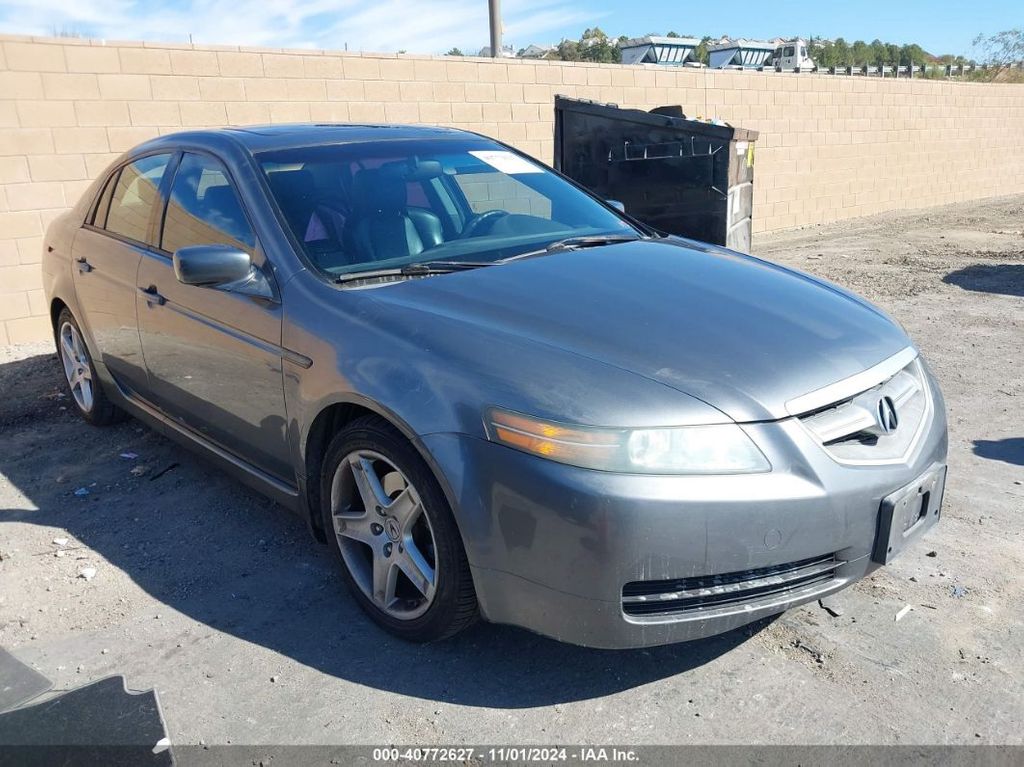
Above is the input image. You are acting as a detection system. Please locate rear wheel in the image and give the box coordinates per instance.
[56,308,124,426]
[320,415,477,641]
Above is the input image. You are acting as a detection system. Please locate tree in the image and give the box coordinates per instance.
[445,47,463,56]
[695,36,712,65]
[556,38,581,62]
[973,28,1024,80]
[666,31,680,38]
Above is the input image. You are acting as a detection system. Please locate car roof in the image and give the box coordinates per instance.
[133,123,482,157]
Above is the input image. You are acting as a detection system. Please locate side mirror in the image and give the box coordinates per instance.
[173,245,273,299]
[606,199,626,213]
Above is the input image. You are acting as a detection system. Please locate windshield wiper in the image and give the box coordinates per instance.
[499,234,644,263]
[334,260,494,284]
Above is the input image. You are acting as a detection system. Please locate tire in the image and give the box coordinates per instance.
[55,308,125,426]
[320,414,478,642]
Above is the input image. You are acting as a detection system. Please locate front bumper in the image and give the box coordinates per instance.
[422,377,948,649]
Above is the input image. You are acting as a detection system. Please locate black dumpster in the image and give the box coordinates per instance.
[553,96,759,252]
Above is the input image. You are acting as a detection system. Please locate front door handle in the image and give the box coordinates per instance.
[76,257,92,274]
[139,286,166,306]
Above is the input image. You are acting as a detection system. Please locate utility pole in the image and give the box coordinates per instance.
[488,0,501,57]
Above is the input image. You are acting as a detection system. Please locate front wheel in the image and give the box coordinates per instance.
[320,415,478,642]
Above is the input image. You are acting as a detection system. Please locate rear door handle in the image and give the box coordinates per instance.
[139,286,166,306]
[75,257,92,274]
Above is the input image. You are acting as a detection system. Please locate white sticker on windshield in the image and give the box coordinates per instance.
[469,150,543,175]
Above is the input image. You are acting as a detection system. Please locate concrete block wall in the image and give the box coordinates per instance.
[2,33,1024,345]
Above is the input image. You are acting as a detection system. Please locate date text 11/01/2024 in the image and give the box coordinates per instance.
[373,747,641,762]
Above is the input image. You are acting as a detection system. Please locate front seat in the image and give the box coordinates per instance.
[346,168,443,263]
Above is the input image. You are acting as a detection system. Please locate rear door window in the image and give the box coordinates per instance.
[161,152,256,255]
[103,154,172,244]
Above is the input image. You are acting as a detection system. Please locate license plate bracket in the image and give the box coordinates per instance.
[872,464,947,564]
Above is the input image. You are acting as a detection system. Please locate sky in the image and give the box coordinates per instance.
[0,0,1018,57]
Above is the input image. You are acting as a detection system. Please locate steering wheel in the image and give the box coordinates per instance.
[460,210,508,239]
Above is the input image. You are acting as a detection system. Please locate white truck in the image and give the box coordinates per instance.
[771,39,816,70]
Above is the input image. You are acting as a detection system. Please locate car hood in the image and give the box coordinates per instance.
[370,239,912,422]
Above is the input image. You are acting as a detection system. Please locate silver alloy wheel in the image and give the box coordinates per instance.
[330,450,438,620]
[59,321,94,413]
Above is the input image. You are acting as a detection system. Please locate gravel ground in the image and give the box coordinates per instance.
[0,196,1022,747]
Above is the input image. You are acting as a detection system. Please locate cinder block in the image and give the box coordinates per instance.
[150,75,201,101]
[464,82,495,102]
[199,78,246,101]
[4,42,66,72]
[0,128,54,156]
[419,102,452,123]
[16,235,44,263]
[308,102,350,122]
[226,102,271,125]
[0,156,31,184]
[399,81,434,102]
[217,52,264,78]
[507,64,536,84]
[27,154,87,181]
[170,49,219,76]
[302,55,345,79]
[179,101,228,126]
[6,314,51,343]
[0,290,29,321]
[433,81,465,102]
[64,46,120,74]
[378,59,415,81]
[119,48,172,75]
[268,102,310,122]
[74,100,130,127]
[107,126,160,152]
[0,262,44,292]
[348,102,386,122]
[451,102,483,122]
[41,73,100,100]
[26,288,47,316]
[343,58,381,80]
[262,54,305,78]
[128,101,180,127]
[16,100,77,127]
[384,101,419,123]
[445,61,479,82]
[4,181,65,211]
[97,74,152,100]
[0,71,46,100]
[326,79,366,102]
[413,59,446,82]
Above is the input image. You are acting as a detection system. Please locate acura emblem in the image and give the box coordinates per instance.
[876,396,899,434]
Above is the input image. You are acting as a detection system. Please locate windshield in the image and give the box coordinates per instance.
[256,138,638,277]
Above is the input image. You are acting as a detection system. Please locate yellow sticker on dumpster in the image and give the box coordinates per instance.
[746,144,755,168]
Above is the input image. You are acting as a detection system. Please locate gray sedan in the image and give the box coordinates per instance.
[42,124,947,648]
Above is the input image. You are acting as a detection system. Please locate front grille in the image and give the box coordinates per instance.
[799,358,930,464]
[621,553,841,617]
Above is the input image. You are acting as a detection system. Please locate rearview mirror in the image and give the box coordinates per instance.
[606,199,626,213]
[173,245,273,299]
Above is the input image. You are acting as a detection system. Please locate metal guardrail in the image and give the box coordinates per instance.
[731,62,1024,78]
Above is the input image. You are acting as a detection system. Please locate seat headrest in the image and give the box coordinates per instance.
[352,168,407,214]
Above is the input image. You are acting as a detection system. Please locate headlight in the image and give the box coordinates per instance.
[484,408,770,475]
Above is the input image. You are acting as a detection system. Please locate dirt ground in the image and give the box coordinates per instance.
[0,196,1022,747]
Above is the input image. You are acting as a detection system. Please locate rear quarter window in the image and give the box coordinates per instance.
[103,154,171,243]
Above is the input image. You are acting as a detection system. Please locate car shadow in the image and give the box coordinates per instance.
[973,438,1024,467]
[0,352,758,709]
[943,263,1024,297]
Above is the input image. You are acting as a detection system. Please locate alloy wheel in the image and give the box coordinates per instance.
[329,450,438,620]
[59,321,94,413]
